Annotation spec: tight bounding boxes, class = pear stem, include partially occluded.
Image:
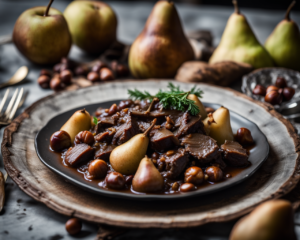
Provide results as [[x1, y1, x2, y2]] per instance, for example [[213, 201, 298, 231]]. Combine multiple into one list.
[[232, 0, 240, 14], [44, 0, 54, 17], [285, 1, 296, 21], [145, 98, 159, 114], [143, 118, 157, 136]]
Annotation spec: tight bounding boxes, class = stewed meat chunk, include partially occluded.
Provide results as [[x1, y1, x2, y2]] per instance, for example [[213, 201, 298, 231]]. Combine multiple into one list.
[[95, 144, 116, 161], [181, 133, 220, 164], [65, 144, 94, 167], [221, 140, 249, 167], [173, 114, 206, 138], [150, 127, 179, 152], [112, 115, 139, 145]]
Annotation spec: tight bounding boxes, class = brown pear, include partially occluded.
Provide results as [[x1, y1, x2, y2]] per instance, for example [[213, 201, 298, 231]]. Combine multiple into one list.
[[230, 200, 297, 240], [128, 0, 194, 78], [132, 156, 164, 193]]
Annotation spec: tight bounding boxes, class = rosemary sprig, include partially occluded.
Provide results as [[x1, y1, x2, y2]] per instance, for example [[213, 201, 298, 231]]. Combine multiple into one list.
[[128, 83, 203, 116]]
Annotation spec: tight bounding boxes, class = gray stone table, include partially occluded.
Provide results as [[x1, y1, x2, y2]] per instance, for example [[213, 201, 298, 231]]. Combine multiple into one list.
[[0, 1, 300, 239]]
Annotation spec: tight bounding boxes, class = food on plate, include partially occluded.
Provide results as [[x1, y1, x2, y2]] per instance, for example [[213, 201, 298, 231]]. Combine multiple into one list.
[[64, 1, 117, 55], [265, 1, 300, 72], [49, 84, 254, 194], [129, 0, 194, 79], [13, 0, 72, 65], [229, 200, 296, 240], [209, 0, 274, 69]]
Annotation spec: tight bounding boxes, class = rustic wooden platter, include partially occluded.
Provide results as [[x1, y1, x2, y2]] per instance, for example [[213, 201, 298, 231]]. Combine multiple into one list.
[[2, 80, 300, 228]]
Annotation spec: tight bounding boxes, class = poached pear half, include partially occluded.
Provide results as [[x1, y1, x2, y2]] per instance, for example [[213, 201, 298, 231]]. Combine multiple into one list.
[[209, 0, 274, 69], [129, 0, 194, 79]]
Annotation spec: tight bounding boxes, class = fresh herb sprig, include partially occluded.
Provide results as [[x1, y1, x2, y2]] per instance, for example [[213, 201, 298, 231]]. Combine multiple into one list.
[[128, 83, 203, 116]]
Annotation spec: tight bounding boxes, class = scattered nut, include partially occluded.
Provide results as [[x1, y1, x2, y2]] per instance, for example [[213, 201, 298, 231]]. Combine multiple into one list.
[[60, 69, 72, 85], [65, 218, 82, 235], [50, 78, 63, 91], [87, 72, 100, 82], [38, 75, 50, 89], [100, 68, 115, 81]]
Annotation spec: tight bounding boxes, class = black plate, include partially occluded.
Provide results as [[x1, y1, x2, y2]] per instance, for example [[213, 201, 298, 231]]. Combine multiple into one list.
[[35, 100, 269, 200]]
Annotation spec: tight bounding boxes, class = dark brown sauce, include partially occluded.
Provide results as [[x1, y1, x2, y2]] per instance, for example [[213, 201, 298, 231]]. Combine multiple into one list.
[[49, 148, 250, 195]]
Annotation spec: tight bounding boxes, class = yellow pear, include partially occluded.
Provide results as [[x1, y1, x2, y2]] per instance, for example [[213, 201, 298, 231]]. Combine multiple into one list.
[[203, 113, 215, 135], [110, 119, 157, 175], [187, 94, 207, 119], [230, 200, 297, 240], [128, 0, 194, 78], [132, 156, 164, 193], [209, 107, 234, 145], [61, 109, 91, 142]]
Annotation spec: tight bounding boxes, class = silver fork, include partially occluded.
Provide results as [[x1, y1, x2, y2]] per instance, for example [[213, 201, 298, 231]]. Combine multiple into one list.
[[0, 88, 24, 126]]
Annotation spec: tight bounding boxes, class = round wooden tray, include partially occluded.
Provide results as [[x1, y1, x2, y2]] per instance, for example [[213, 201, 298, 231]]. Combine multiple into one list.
[[2, 80, 300, 228]]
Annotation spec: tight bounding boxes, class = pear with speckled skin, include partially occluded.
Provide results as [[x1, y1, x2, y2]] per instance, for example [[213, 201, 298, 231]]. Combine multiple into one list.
[[265, 1, 300, 71]]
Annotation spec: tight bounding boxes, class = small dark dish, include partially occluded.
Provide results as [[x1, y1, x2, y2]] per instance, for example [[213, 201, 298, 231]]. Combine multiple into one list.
[[35, 100, 269, 200]]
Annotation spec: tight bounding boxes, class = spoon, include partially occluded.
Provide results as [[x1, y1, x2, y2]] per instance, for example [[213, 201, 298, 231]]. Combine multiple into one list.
[[278, 100, 300, 122], [0, 66, 28, 89]]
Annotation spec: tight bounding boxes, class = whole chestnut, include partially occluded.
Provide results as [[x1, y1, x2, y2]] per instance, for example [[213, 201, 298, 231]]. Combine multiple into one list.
[[275, 77, 287, 88], [108, 104, 117, 116], [252, 85, 266, 96], [87, 72, 100, 82], [38, 75, 50, 89], [205, 166, 223, 182], [65, 218, 82, 235], [282, 87, 295, 101], [265, 91, 282, 105], [74, 131, 95, 146], [266, 86, 279, 93], [236, 128, 254, 146], [53, 63, 62, 73], [180, 183, 196, 192], [100, 68, 115, 81], [50, 78, 63, 91], [50, 130, 71, 152], [184, 166, 204, 185], [40, 69, 52, 77], [88, 159, 108, 179], [74, 65, 89, 76], [92, 61, 108, 72], [106, 172, 125, 189], [116, 64, 129, 77], [60, 69, 72, 85]]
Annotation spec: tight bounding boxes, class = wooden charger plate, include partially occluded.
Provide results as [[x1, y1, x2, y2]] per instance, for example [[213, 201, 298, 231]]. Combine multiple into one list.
[[2, 80, 300, 228]]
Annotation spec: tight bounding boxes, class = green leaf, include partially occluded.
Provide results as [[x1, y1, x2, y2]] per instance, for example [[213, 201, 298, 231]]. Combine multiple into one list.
[[93, 116, 98, 125]]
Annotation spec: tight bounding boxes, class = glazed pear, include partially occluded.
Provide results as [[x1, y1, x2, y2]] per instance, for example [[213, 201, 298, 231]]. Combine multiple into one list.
[[187, 94, 207, 119], [132, 156, 164, 193], [209, 1, 274, 69], [230, 200, 297, 240], [110, 119, 157, 175], [209, 107, 234, 145], [129, 0, 194, 78], [265, 1, 300, 71]]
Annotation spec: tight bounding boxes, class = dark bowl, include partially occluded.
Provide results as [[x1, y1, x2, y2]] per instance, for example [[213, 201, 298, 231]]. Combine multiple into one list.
[[35, 100, 269, 200]]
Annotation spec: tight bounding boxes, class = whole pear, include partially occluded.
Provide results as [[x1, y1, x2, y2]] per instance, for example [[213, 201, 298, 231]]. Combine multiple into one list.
[[132, 156, 164, 193], [110, 119, 157, 175], [230, 200, 297, 240], [265, 1, 300, 71], [209, 1, 274, 69], [13, 0, 71, 65], [129, 0, 194, 79], [209, 107, 234, 145], [64, 1, 117, 55]]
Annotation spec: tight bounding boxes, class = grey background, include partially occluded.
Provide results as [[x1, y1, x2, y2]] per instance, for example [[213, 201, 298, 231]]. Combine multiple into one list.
[[1, 1, 300, 239]]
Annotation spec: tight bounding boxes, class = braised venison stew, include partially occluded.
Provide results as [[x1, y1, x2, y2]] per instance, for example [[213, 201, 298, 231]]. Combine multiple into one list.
[[49, 85, 254, 195]]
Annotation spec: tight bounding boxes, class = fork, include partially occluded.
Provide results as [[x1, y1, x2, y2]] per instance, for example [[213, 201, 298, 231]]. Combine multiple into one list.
[[0, 88, 24, 126]]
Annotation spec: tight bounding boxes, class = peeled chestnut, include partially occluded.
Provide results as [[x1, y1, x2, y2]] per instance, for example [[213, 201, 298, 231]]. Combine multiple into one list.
[[184, 166, 204, 185], [105, 172, 125, 189], [252, 85, 266, 96], [266, 86, 279, 93], [65, 218, 82, 235], [50, 130, 72, 152], [283, 87, 295, 101], [275, 77, 287, 88], [265, 90, 282, 105], [38, 75, 50, 89], [180, 183, 196, 192], [100, 68, 115, 81], [205, 166, 223, 182], [74, 131, 95, 146], [88, 159, 108, 179], [60, 69, 72, 85], [236, 128, 254, 146]]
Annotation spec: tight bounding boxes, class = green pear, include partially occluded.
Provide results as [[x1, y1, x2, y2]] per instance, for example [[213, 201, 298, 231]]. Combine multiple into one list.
[[64, 1, 117, 55], [129, 0, 194, 79], [230, 200, 297, 240], [209, 107, 234, 145], [132, 156, 164, 193], [209, 1, 274, 69], [110, 119, 157, 175], [13, 0, 72, 65], [265, 1, 300, 71]]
